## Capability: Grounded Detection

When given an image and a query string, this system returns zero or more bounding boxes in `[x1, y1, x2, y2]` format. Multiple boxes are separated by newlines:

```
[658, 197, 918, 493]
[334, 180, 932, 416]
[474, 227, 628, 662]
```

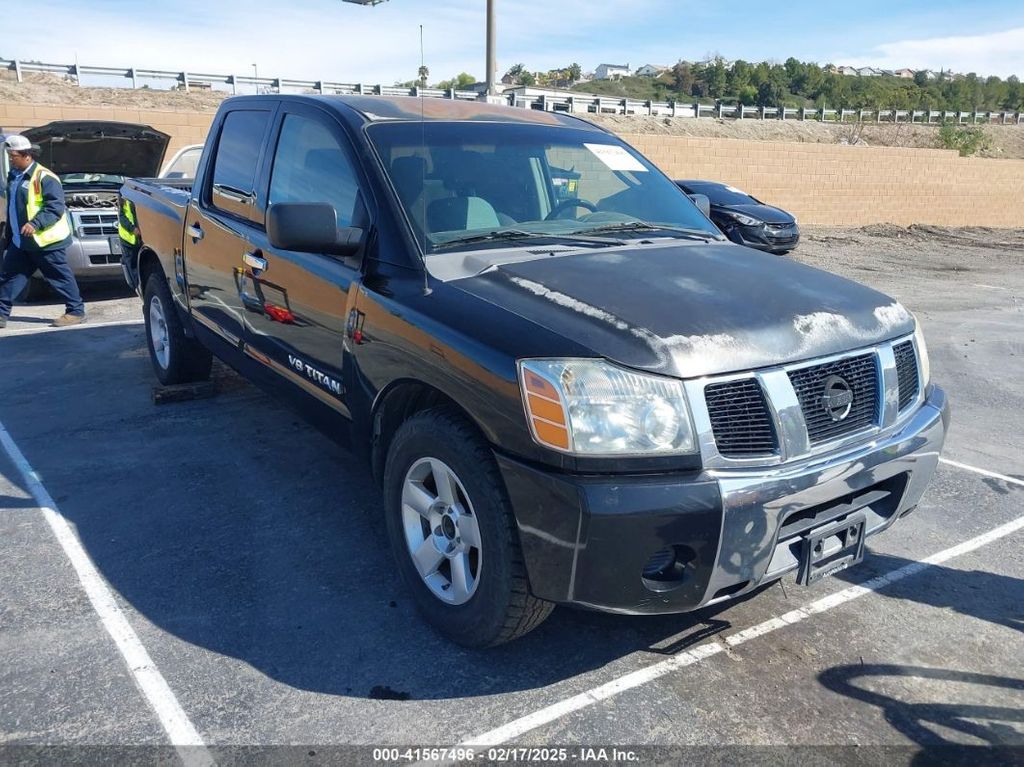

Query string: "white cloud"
[843, 26, 1024, 78]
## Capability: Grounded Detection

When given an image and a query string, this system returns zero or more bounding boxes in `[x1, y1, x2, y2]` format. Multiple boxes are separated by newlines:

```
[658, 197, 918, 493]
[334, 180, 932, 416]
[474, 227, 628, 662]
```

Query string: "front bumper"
[498, 385, 949, 614]
[725, 223, 800, 253]
[65, 236, 124, 280]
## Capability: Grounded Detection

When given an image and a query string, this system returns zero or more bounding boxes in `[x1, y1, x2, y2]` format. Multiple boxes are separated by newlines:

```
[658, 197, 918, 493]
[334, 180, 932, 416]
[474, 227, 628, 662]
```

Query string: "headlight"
[724, 211, 760, 226]
[913, 319, 931, 388]
[518, 359, 697, 456]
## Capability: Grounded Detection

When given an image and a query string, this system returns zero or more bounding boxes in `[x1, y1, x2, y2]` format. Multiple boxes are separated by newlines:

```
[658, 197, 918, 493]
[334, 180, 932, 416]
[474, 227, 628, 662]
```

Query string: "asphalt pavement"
[0, 234, 1021, 763]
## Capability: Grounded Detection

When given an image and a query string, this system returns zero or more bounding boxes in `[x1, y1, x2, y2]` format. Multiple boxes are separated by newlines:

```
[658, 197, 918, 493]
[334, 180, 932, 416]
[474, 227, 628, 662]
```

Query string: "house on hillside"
[920, 70, 939, 80]
[595, 63, 631, 80]
[635, 64, 669, 77]
[855, 66, 884, 77]
[837, 66, 858, 76]
[893, 68, 915, 79]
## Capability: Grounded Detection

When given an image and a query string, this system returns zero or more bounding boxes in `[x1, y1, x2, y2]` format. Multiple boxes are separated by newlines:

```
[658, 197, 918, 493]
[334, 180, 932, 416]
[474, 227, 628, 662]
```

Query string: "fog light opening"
[641, 544, 696, 592]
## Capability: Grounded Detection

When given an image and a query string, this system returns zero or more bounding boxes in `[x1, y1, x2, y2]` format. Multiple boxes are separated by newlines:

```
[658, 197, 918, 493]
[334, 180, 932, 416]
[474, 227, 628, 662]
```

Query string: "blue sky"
[11, 0, 1024, 85]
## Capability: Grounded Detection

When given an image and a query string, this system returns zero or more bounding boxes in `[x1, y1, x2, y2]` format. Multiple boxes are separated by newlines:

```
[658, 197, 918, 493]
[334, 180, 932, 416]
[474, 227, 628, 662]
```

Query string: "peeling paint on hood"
[454, 241, 916, 378]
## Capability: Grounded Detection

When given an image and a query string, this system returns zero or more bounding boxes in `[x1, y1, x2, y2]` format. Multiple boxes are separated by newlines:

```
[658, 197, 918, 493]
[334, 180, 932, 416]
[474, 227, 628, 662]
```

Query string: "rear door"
[241, 103, 370, 418]
[183, 105, 275, 346]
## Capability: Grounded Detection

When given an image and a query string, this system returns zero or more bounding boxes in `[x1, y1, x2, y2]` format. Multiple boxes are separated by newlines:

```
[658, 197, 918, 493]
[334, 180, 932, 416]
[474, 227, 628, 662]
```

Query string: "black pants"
[0, 243, 85, 319]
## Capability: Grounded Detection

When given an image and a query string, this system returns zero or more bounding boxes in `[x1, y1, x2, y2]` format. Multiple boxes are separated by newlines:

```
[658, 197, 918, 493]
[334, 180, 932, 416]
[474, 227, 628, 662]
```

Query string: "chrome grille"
[73, 212, 118, 237]
[788, 353, 879, 445]
[894, 341, 919, 410]
[704, 378, 778, 457]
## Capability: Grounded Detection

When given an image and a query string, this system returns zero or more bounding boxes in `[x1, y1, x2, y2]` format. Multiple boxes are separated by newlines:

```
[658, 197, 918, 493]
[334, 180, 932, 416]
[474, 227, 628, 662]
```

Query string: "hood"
[716, 203, 794, 225]
[453, 242, 914, 379]
[21, 121, 170, 178]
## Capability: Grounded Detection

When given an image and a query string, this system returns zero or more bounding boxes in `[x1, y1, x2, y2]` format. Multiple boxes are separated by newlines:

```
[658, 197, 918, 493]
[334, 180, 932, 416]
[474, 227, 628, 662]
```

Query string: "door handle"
[187, 223, 204, 241]
[243, 251, 268, 272]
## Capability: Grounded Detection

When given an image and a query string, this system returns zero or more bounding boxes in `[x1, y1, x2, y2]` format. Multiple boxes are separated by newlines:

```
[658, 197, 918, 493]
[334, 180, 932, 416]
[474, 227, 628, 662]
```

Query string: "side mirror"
[688, 193, 711, 218]
[267, 202, 364, 257]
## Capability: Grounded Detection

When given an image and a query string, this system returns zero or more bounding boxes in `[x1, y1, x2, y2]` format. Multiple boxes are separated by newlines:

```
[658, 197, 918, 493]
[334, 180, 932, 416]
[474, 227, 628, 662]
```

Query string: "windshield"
[59, 173, 125, 187]
[681, 182, 759, 207]
[162, 147, 202, 179]
[367, 122, 721, 254]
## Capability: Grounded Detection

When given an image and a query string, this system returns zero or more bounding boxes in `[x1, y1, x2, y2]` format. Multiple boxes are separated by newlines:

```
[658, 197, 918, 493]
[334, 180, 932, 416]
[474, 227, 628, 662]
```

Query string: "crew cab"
[119, 95, 949, 647]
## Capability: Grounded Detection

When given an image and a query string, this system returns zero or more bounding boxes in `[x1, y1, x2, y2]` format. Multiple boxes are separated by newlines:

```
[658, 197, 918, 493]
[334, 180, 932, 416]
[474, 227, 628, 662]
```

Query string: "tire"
[383, 407, 554, 647]
[143, 272, 212, 385]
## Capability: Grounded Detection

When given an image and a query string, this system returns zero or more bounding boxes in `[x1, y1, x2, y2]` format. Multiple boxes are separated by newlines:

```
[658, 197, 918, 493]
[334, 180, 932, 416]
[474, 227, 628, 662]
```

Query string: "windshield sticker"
[584, 143, 648, 172]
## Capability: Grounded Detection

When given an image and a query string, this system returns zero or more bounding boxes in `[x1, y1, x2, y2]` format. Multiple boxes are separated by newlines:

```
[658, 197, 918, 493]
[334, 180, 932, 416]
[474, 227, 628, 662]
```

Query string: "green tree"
[706, 59, 727, 98]
[520, 71, 536, 86]
[727, 59, 752, 94]
[672, 61, 695, 96]
[567, 62, 582, 84]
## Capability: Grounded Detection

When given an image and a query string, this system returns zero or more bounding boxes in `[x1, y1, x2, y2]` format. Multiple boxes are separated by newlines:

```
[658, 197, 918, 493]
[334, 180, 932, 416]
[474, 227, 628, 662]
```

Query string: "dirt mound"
[2, 75, 1023, 158]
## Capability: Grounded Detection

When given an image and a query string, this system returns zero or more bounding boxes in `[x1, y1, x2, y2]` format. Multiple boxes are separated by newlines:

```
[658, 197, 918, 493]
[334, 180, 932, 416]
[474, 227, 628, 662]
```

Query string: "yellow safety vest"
[24, 164, 73, 248]
[118, 198, 137, 245]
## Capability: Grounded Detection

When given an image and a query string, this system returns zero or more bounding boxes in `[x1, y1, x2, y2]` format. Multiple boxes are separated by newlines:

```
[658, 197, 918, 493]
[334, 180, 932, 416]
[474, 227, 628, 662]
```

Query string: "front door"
[241, 105, 369, 417]
[184, 106, 274, 346]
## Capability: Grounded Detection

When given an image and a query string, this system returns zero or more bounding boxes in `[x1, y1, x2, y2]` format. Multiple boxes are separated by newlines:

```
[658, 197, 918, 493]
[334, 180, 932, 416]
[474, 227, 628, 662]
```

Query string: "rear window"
[212, 111, 269, 195]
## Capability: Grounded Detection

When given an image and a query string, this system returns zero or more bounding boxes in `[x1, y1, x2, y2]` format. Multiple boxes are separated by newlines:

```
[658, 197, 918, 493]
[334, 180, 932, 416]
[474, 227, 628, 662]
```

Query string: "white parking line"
[1, 319, 144, 336]
[940, 457, 1024, 487]
[458, 512, 1024, 748]
[0, 418, 212, 766]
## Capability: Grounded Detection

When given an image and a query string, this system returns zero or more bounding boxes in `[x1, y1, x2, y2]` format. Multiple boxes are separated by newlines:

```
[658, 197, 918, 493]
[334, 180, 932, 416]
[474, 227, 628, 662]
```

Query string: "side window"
[211, 110, 269, 218]
[268, 113, 361, 229]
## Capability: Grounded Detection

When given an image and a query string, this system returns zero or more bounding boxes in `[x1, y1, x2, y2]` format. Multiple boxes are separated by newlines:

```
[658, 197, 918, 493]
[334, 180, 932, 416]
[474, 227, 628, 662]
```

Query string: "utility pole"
[342, 0, 496, 98]
[486, 0, 497, 96]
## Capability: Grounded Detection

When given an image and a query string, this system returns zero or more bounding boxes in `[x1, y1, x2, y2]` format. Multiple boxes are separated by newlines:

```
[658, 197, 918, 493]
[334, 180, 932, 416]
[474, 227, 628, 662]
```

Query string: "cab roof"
[257, 94, 608, 132]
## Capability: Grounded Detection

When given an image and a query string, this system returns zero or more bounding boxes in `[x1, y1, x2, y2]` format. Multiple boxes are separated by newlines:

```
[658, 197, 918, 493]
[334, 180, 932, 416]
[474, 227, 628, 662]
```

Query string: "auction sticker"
[584, 143, 647, 172]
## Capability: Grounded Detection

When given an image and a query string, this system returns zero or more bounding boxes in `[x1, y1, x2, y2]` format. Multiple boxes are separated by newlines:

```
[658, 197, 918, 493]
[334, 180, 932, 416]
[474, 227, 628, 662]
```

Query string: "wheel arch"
[369, 378, 492, 488]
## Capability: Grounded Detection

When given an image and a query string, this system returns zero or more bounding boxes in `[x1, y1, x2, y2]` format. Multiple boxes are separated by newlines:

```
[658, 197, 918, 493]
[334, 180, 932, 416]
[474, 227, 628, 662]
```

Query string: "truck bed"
[119, 177, 195, 292]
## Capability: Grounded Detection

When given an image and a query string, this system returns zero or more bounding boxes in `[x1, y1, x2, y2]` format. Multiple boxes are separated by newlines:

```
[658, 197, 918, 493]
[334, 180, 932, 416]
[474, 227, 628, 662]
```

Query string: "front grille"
[74, 213, 118, 237]
[705, 378, 778, 457]
[894, 340, 919, 410]
[89, 254, 120, 265]
[788, 353, 879, 445]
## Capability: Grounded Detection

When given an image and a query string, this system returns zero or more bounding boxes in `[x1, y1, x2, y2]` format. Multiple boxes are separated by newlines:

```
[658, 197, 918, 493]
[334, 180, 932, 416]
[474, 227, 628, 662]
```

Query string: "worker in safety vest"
[0, 134, 85, 328]
[117, 197, 140, 261]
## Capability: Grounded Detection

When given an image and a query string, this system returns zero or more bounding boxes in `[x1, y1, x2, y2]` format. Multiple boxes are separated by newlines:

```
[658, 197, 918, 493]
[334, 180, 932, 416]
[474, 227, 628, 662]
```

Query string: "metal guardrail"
[3, 57, 1022, 125]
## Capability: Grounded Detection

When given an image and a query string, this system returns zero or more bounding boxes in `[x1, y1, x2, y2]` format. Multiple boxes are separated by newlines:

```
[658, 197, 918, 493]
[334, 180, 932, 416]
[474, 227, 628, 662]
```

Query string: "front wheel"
[383, 408, 553, 647]
[143, 272, 212, 385]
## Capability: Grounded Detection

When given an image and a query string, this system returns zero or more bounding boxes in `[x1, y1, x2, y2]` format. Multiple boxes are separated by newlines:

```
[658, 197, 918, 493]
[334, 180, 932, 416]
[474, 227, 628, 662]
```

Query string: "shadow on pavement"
[0, 325, 762, 702]
[819, 663, 1024, 751]
[836, 551, 1024, 635]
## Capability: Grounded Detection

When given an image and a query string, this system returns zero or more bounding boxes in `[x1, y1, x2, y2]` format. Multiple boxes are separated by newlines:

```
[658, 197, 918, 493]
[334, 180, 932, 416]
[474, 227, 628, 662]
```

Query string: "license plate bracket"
[798, 513, 866, 585]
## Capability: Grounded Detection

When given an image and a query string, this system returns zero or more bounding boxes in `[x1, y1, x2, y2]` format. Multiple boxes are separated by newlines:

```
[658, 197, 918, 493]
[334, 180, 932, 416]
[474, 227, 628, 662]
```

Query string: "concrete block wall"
[1, 101, 1022, 228]
[0, 103, 215, 165]
[626, 134, 1024, 227]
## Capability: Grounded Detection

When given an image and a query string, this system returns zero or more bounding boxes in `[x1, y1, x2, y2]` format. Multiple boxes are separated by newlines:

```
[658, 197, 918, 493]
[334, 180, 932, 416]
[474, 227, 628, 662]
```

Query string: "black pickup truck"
[120, 95, 949, 647]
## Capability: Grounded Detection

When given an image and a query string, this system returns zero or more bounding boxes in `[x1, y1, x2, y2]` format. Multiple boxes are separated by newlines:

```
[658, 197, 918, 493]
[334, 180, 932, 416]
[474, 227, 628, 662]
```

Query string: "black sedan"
[676, 180, 799, 254]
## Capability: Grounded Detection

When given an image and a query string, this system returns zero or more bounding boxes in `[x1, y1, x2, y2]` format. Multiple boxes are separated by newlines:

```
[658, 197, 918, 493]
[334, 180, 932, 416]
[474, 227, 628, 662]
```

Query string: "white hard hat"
[4, 135, 33, 152]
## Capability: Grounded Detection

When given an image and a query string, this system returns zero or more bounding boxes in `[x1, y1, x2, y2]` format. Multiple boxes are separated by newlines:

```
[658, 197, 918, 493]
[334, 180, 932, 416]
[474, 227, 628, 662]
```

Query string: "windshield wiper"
[580, 222, 722, 241]
[433, 229, 623, 250]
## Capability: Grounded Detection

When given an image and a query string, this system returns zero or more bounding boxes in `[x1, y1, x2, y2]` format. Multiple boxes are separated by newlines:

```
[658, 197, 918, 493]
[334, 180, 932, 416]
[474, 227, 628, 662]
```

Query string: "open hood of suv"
[21, 121, 170, 179]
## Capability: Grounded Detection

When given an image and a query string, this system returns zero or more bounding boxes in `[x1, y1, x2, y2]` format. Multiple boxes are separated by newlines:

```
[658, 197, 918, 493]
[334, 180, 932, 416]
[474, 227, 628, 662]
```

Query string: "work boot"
[52, 313, 86, 328]
[0, 317, 6, 329]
